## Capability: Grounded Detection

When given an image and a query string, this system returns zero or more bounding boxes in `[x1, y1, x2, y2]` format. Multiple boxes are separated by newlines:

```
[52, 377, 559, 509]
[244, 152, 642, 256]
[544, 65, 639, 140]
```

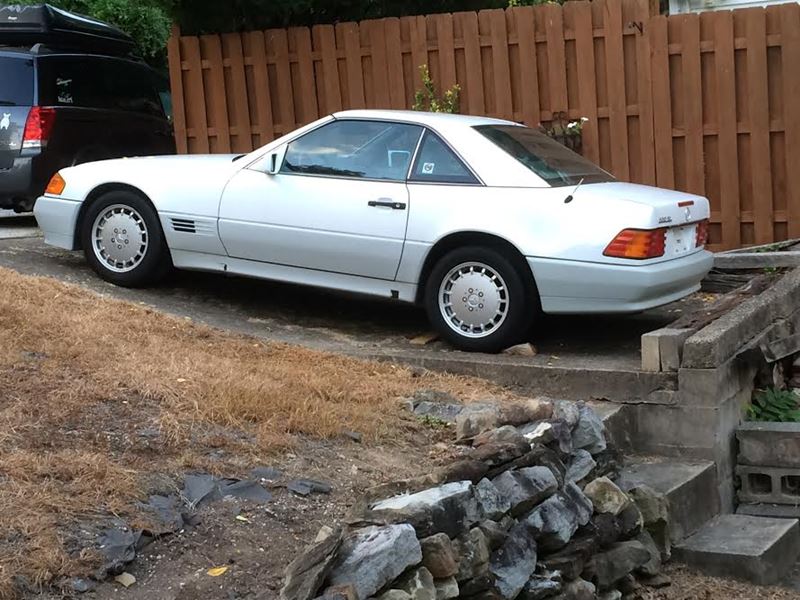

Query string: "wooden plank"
[315, 25, 342, 113]
[681, 15, 704, 195]
[745, 8, 774, 244]
[407, 15, 429, 91]
[221, 33, 253, 153]
[543, 3, 568, 115]
[367, 20, 391, 108]
[713, 10, 741, 248]
[633, 0, 655, 185]
[513, 7, 540, 127]
[182, 36, 209, 153]
[383, 18, 406, 109]
[603, 0, 630, 180]
[268, 28, 296, 131]
[292, 27, 319, 123]
[245, 30, 275, 146]
[569, 2, 598, 163]
[436, 13, 458, 93]
[203, 35, 231, 153]
[455, 11, 485, 115]
[781, 3, 800, 239]
[650, 15, 674, 188]
[341, 22, 366, 109]
[489, 9, 513, 119]
[166, 26, 188, 153]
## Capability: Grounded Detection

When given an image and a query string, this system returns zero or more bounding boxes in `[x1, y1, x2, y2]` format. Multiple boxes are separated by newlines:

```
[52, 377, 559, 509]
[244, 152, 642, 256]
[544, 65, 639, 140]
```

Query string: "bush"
[747, 387, 800, 422]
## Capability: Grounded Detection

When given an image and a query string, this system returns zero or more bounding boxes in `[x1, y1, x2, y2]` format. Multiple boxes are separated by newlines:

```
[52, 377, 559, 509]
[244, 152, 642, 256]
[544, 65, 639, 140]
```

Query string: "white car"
[34, 110, 713, 352]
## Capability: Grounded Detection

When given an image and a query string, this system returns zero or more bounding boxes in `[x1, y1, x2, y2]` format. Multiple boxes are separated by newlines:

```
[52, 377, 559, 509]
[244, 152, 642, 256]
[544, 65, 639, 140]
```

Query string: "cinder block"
[738, 503, 800, 519]
[674, 515, 800, 585]
[737, 464, 800, 505]
[658, 328, 694, 371]
[738, 422, 800, 468]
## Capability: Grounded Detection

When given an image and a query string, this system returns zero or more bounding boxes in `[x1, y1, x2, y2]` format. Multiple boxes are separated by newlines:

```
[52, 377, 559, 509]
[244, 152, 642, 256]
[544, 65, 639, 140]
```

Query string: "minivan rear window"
[0, 57, 34, 106]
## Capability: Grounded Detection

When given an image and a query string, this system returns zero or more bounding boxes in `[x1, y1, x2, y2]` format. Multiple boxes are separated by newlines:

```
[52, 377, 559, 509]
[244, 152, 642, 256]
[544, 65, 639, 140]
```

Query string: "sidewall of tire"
[424, 246, 535, 353]
[81, 191, 170, 287]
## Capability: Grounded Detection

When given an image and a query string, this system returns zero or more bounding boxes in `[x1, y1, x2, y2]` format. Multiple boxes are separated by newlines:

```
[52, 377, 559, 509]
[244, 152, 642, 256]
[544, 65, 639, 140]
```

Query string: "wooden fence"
[167, 0, 800, 250]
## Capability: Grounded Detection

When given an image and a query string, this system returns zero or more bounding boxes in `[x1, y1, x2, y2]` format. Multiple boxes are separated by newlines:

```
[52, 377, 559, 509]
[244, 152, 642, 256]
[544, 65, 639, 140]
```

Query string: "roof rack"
[0, 4, 135, 56]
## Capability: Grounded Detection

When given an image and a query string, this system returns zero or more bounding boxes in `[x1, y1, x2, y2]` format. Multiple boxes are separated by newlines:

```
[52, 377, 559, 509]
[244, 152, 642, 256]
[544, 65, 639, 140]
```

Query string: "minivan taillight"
[22, 107, 56, 149]
[604, 228, 667, 260]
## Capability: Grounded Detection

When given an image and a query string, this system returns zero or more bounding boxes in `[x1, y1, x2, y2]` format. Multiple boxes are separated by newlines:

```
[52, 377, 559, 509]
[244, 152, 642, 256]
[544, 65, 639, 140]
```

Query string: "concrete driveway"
[0, 213, 693, 400]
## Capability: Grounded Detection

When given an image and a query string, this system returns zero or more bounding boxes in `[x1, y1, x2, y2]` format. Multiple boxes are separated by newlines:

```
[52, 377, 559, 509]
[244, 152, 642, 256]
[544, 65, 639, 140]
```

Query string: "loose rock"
[327, 525, 422, 600]
[472, 441, 530, 468]
[281, 527, 343, 600]
[635, 530, 662, 577]
[563, 482, 593, 527]
[420, 533, 458, 579]
[415, 402, 464, 424]
[525, 494, 579, 553]
[475, 478, 512, 520]
[393, 567, 436, 600]
[583, 541, 650, 590]
[437, 460, 489, 484]
[489, 519, 538, 599]
[491, 467, 558, 516]
[626, 485, 670, 561]
[452, 527, 491, 582]
[553, 579, 595, 600]
[434, 577, 460, 600]
[498, 399, 554, 427]
[572, 404, 607, 455]
[474, 426, 528, 448]
[368, 481, 481, 538]
[584, 477, 630, 516]
[456, 405, 501, 440]
[566, 450, 596, 484]
[520, 570, 562, 600]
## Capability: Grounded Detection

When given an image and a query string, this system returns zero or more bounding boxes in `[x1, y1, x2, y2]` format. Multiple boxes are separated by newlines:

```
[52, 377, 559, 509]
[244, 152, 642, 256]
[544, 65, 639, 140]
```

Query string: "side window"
[103, 61, 165, 118]
[280, 120, 423, 181]
[410, 131, 478, 185]
[38, 56, 108, 109]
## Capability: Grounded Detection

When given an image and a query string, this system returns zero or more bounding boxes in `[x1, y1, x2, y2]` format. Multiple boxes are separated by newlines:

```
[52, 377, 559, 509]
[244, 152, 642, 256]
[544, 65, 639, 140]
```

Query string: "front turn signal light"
[45, 172, 66, 196]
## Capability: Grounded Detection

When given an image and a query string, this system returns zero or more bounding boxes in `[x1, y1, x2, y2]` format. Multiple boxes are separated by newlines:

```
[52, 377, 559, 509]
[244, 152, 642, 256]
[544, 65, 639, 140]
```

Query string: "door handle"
[368, 199, 407, 210]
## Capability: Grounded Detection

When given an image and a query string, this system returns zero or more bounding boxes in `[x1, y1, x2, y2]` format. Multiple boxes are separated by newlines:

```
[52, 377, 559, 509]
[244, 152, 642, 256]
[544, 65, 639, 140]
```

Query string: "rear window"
[474, 124, 614, 187]
[0, 57, 34, 106]
[38, 56, 165, 118]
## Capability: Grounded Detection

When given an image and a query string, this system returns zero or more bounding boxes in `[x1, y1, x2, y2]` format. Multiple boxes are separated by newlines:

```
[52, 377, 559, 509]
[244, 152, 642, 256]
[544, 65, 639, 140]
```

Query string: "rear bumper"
[33, 195, 81, 250]
[0, 153, 57, 209]
[529, 250, 714, 314]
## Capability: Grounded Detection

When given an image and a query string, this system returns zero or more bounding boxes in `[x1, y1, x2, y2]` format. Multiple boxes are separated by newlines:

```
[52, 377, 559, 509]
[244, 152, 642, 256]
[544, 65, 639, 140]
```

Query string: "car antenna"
[564, 177, 585, 204]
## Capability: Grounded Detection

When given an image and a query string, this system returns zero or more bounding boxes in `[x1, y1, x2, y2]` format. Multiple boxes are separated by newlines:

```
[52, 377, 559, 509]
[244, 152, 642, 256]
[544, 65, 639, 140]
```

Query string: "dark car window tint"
[281, 120, 423, 181]
[410, 131, 478, 185]
[38, 57, 164, 117]
[0, 57, 34, 106]
[474, 124, 614, 187]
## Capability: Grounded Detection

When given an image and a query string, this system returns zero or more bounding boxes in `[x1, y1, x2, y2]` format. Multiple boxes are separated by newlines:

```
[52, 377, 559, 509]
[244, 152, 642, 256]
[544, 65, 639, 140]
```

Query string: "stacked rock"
[282, 398, 671, 600]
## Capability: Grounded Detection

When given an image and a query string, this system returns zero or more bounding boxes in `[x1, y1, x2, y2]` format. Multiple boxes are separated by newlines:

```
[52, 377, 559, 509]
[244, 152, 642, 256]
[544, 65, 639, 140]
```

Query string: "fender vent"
[171, 218, 196, 234]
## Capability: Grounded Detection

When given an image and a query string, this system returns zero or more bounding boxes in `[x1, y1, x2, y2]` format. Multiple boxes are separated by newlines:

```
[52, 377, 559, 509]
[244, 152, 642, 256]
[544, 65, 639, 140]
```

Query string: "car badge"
[0, 113, 9, 130]
[684, 207, 692, 222]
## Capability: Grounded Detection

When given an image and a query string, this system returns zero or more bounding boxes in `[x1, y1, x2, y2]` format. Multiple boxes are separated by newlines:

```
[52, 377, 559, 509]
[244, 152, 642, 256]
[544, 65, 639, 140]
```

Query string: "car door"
[218, 119, 423, 280]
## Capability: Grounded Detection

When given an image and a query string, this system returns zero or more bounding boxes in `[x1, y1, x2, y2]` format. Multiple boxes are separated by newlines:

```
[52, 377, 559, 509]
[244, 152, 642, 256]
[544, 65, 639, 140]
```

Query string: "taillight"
[696, 219, 709, 247]
[604, 228, 667, 260]
[22, 107, 56, 149]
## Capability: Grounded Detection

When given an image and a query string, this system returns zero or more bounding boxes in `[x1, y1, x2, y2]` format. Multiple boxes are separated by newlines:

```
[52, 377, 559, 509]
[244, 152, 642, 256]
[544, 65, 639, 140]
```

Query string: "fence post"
[167, 24, 188, 154]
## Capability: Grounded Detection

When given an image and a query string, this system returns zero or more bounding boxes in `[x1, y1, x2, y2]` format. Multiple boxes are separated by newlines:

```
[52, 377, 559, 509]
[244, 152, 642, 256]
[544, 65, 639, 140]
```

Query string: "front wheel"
[80, 190, 171, 287]
[424, 246, 536, 353]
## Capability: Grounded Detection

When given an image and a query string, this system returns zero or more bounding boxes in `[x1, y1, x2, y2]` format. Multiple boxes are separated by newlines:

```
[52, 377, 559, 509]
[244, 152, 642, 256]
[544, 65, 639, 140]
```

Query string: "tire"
[424, 246, 537, 353]
[80, 190, 171, 287]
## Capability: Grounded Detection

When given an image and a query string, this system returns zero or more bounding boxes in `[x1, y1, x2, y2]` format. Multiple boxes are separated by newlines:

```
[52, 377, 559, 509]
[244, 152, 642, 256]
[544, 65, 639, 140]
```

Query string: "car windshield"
[0, 57, 34, 106]
[474, 124, 614, 187]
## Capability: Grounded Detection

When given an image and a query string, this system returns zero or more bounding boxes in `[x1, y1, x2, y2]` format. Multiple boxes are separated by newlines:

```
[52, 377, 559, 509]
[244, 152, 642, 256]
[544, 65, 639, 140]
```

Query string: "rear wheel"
[80, 190, 170, 287]
[424, 246, 536, 353]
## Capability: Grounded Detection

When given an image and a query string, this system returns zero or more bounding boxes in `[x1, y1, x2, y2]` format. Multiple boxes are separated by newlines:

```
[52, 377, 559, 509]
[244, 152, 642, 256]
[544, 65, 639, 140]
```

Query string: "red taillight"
[696, 219, 709, 247]
[22, 107, 56, 149]
[604, 228, 667, 260]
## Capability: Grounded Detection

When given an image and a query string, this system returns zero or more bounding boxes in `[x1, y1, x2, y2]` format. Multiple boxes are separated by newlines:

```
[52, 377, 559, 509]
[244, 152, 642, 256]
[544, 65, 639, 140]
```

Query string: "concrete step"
[616, 455, 719, 542]
[673, 514, 800, 585]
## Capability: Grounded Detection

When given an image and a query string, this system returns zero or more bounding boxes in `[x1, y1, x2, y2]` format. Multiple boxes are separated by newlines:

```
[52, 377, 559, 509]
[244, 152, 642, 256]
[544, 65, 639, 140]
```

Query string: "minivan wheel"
[425, 246, 535, 353]
[80, 191, 170, 287]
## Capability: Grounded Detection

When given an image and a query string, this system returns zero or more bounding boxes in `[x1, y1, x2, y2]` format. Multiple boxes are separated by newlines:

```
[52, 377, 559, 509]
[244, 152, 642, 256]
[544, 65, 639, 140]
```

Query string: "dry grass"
[644, 565, 800, 599]
[0, 266, 512, 598]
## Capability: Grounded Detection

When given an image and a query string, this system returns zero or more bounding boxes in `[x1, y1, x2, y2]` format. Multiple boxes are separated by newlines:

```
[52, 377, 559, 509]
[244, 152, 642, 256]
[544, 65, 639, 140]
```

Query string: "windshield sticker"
[422, 162, 435, 174]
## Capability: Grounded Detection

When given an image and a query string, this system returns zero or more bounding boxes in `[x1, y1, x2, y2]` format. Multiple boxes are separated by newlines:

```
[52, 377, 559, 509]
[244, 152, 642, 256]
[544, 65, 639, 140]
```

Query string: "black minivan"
[0, 5, 175, 212]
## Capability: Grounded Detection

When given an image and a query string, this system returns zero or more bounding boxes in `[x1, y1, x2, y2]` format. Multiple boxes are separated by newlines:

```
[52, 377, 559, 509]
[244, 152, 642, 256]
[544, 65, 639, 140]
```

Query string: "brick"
[641, 331, 662, 372]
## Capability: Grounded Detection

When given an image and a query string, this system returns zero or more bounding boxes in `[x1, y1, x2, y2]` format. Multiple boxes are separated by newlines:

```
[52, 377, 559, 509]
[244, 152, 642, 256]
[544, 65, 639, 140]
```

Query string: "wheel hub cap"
[439, 262, 509, 339]
[92, 205, 149, 273]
